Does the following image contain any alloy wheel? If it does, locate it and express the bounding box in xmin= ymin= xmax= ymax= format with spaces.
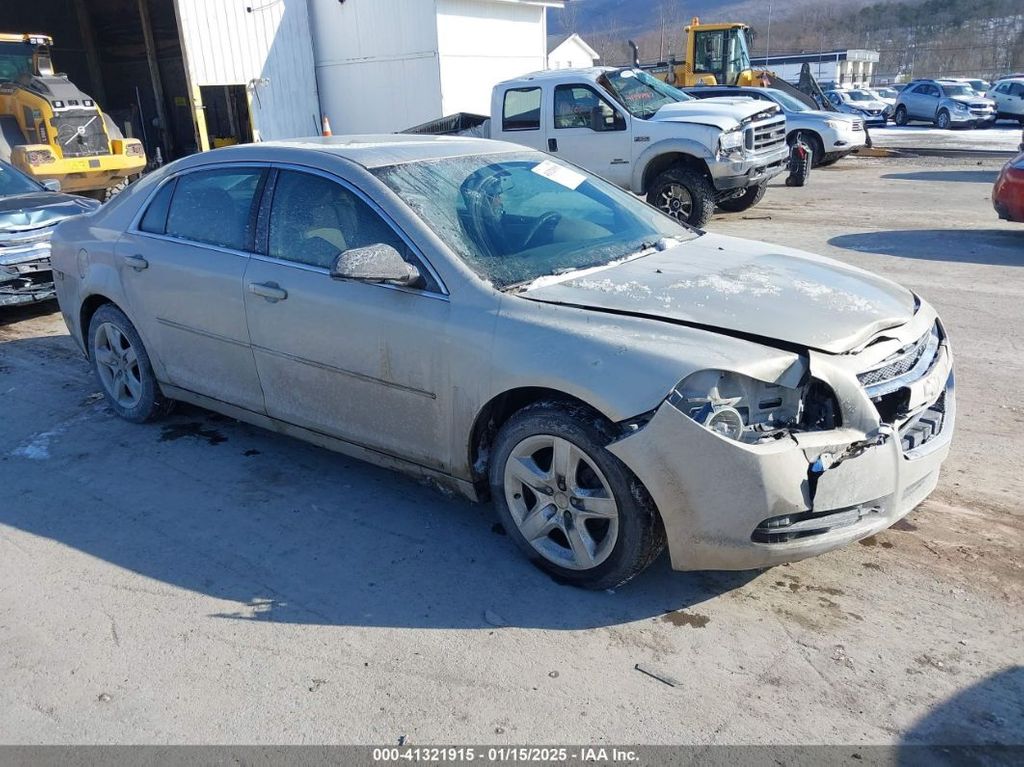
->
xmin=503 ymin=434 xmax=619 ymax=571
xmin=93 ymin=322 xmax=143 ymax=409
xmin=656 ymin=183 xmax=693 ymax=220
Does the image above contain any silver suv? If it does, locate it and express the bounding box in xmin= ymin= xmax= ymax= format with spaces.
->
xmin=894 ymin=79 xmax=997 ymax=129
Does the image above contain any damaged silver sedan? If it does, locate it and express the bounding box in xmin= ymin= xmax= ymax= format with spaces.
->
xmin=50 ymin=136 xmax=954 ymax=589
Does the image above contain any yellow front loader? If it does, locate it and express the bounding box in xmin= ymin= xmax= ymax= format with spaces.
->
xmin=0 ymin=33 xmax=146 ymax=199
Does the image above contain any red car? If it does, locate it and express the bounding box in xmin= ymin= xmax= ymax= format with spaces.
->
xmin=993 ymin=152 xmax=1024 ymax=223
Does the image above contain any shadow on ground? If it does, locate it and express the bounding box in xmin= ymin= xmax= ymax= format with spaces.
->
xmin=882 ymin=170 xmax=1000 ymax=184
xmin=0 ymin=334 xmax=756 ymax=632
xmin=901 ymin=666 xmax=1024 ymax=757
xmin=829 ymin=229 xmax=1024 ymax=266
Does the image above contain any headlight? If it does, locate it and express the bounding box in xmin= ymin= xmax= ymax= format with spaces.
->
xmin=125 ymin=141 xmax=146 ymax=157
xmin=25 ymin=149 xmax=56 ymax=166
xmin=952 ymin=102 xmax=968 ymax=112
xmin=667 ymin=369 xmax=840 ymax=443
xmin=824 ymin=119 xmax=848 ymax=130
xmin=719 ymin=128 xmax=744 ymax=152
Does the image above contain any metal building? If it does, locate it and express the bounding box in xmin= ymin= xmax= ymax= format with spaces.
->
xmin=307 ymin=0 xmax=564 ymax=134
xmin=750 ymin=49 xmax=881 ymax=89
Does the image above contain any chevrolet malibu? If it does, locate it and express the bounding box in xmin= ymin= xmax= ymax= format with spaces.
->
xmin=51 ymin=136 xmax=954 ymax=589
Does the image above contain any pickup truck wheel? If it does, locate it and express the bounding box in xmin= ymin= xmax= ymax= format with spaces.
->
xmin=490 ymin=401 xmax=665 ymax=590
xmin=647 ymin=166 xmax=715 ymax=228
xmin=894 ymin=106 xmax=909 ymax=126
xmin=88 ymin=304 xmax=172 ymax=423
xmin=716 ymin=182 xmax=767 ymax=212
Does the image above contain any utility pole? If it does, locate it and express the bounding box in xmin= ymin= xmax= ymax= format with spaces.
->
xmin=765 ymin=2 xmax=773 ymax=65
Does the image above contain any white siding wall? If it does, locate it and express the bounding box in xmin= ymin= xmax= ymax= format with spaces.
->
xmin=174 ymin=0 xmax=320 ymax=141
xmin=548 ymin=38 xmax=598 ymax=69
xmin=436 ymin=0 xmax=547 ymax=115
xmin=307 ymin=0 xmax=443 ymax=134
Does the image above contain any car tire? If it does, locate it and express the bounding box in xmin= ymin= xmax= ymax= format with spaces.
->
xmin=936 ymin=110 xmax=951 ymax=130
xmin=489 ymin=401 xmax=665 ymax=590
xmin=646 ymin=165 xmax=715 ymax=228
xmin=88 ymin=304 xmax=172 ymax=423
xmin=716 ymin=181 xmax=767 ymax=212
xmin=894 ymin=105 xmax=909 ymax=126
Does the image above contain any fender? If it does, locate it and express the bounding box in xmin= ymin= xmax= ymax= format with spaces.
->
xmin=631 ymin=138 xmax=716 ymax=193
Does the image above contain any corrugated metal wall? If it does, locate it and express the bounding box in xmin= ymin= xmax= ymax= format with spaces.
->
xmin=436 ymin=0 xmax=548 ymax=116
xmin=307 ymin=0 xmax=444 ymax=134
xmin=174 ymin=0 xmax=320 ymax=141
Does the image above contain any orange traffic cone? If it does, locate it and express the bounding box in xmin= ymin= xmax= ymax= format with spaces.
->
xmin=321 ymin=115 xmax=332 ymax=137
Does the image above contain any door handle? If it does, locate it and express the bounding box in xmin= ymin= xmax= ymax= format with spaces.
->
xmin=248 ymin=281 xmax=288 ymax=302
xmin=122 ymin=254 xmax=148 ymax=271
xmin=548 ymin=138 xmax=558 ymax=152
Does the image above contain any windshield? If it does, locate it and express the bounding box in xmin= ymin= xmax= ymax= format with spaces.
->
xmin=0 ymin=161 xmax=42 ymax=197
xmin=372 ymin=151 xmax=698 ymax=290
xmin=847 ymin=90 xmax=875 ymax=102
xmin=941 ymin=84 xmax=975 ymax=97
xmin=875 ymin=88 xmax=897 ymax=99
xmin=765 ymin=89 xmax=811 ymax=112
xmin=0 ymin=41 xmax=34 ymax=82
xmin=600 ymin=69 xmax=689 ymax=118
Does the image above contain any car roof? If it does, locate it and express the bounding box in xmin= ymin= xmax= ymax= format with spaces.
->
xmin=496 ymin=66 xmax=617 ymax=85
xmin=183 ymin=134 xmax=523 ymax=170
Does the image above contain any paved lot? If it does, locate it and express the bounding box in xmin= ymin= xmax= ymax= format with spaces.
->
xmin=1 ymin=155 xmax=1022 ymax=746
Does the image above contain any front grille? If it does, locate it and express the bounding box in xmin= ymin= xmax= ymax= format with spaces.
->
xmin=900 ymin=391 xmax=947 ymax=453
xmin=858 ymin=324 xmax=938 ymax=393
xmin=747 ymin=117 xmax=787 ymax=153
xmin=51 ymin=111 xmax=110 ymax=158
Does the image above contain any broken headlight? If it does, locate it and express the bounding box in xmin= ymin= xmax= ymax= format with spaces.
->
xmin=667 ymin=369 xmax=839 ymax=444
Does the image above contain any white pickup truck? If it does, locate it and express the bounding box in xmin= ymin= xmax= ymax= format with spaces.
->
xmin=408 ymin=67 xmax=790 ymax=227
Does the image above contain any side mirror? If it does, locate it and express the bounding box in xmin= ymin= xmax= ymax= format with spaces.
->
xmin=331 ymin=243 xmax=421 ymax=287
xmin=42 ymin=179 xmax=61 ymax=192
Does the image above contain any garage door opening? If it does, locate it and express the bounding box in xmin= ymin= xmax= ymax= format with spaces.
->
xmin=199 ymin=85 xmax=253 ymax=148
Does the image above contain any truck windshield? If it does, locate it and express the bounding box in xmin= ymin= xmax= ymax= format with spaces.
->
xmin=600 ymin=69 xmax=690 ymax=119
xmin=372 ymin=151 xmax=697 ymax=290
xmin=0 ymin=41 xmax=34 ymax=82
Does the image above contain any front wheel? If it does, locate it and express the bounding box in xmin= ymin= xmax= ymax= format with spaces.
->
xmin=490 ymin=402 xmax=665 ymax=590
xmin=88 ymin=304 xmax=172 ymax=423
xmin=716 ymin=182 xmax=767 ymax=213
xmin=894 ymin=105 xmax=909 ymax=126
xmin=936 ymin=110 xmax=951 ymax=130
xmin=646 ymin=165 xmax=716 ymax=228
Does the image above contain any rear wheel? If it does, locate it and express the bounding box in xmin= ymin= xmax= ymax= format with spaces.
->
xmin=88 ymin=304 xmax=171 ymax=423
xmin=646 ymin=165 xmax=716 ymax=228
xmin=490 ymin=402 xmax=665 ymax=590
xmin=894 ymin=105 xmax=909 ymax=126
xmin=716 ymin=181 xmax=767 ymax=213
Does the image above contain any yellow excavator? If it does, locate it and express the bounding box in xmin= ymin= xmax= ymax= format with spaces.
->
xmin=0 ymin=33 xmax=146 ymax=199
xmin=632 ymin=18 xmax=829 ymax=109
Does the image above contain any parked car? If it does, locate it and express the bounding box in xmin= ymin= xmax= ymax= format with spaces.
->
xmin=894 ymin=79 xmax=997 ymax=129
xmin=683 ymin=85 xmax=866 ymax=166
xmin=407 ymin=67 xmax=790 ymax=228
xmin=823 ymin=89 xmax=890 ymax=126
xmin=993 ymin=152 xmax=1024 ymax=222
xmin=0 ymin=159 xmax=99 ymax=307
xmin=51 ymin=136 xmax=955 ymax=589
xmin=986 ymin=78 xmax=1024 ymax=125
xmin=873 ymin=87 xmax=900 ymax=102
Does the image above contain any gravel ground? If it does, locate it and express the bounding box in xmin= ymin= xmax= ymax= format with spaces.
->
xmin=0 ymin=155 xmax=1021 ymax=746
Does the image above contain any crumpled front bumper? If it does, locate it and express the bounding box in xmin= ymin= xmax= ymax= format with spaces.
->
xmin=0 ymin=238 xmax=55 ymax=307
xmin=608 ymin=327 xmax=955 ymax=571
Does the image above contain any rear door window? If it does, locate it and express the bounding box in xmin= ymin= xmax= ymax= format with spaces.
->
xmin=165 ymin=168 xmax=264 ymax=251
xmin=502 ymin=88 xmax=541 ymax=131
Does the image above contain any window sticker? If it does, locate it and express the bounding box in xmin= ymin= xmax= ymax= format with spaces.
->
xmin=531 ymin=160 xmax=587 ymax=190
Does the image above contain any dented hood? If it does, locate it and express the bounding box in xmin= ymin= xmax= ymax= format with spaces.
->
xmin=0 ymin=192 xmax=97 ymax=234
xmin=521 ymin=233 xmax=916 ymax=354
xmin=650 ymin=98 xmax=775 ymax=131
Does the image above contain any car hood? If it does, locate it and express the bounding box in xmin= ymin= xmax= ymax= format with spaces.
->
xmin=949 ymin=94 xmax=995 ymax=107
xmin=650 ymin=98 xmax=776 ymax=130
xmin=846 ymin=100 xmax=888 ymax=112
xmin=0 ymin=192 xmax=98 ymax=234
xmin=521 ymin=233 xmax=916 ymax=354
